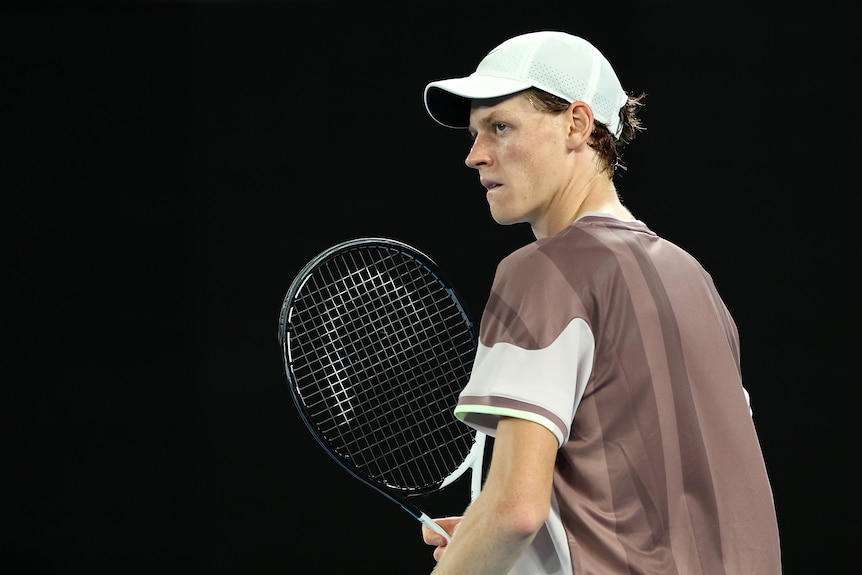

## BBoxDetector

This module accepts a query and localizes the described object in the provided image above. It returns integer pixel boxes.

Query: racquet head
[278,237,481,502]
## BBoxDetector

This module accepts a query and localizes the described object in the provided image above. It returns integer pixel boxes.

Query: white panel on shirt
[454,317,594,447]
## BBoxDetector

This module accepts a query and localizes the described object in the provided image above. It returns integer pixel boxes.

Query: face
[466,94,572,234]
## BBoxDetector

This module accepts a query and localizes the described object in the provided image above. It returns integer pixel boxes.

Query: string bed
[286,244,476,492]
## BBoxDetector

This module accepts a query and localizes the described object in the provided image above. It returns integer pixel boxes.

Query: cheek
[498,138,532,170]
[504,144,544,186]
[521,134,565,173]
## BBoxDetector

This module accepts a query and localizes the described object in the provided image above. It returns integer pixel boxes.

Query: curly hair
[524,88,646,177]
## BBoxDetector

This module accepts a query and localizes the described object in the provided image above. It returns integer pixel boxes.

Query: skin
[421,94,634,573]
[465,93,633,238]
[424,417,557,574]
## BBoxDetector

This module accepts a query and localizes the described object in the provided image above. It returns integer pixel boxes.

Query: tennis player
[420,31,781,574]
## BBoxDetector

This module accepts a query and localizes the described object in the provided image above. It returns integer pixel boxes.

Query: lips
[481,178,501,190]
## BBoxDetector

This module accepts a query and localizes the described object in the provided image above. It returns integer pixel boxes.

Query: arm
[428,416,558,574]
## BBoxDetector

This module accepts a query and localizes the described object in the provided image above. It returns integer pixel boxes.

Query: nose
[465,134,491,170]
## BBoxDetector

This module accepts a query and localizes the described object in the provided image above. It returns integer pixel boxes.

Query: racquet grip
[419,512,452,544]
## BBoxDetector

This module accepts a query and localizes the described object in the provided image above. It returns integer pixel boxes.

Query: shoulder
[498,216,653,278]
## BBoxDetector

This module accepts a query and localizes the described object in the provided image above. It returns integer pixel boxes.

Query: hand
[422,516,462,562]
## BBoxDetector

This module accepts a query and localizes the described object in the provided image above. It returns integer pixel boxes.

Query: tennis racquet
[277,237,485,543]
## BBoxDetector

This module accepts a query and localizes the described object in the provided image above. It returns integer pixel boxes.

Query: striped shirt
[455,214,781,574]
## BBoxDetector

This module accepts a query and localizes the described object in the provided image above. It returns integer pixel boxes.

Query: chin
[490,211,525,227]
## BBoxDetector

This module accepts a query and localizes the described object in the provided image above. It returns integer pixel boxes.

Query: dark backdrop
[5,3,857,574]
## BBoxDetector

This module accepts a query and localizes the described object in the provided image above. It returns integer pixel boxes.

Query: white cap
[424,31,628,138]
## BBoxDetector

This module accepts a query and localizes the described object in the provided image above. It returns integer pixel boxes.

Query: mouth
[481,179,502,191]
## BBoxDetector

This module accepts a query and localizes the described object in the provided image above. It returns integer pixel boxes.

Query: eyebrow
[468,111,504,136]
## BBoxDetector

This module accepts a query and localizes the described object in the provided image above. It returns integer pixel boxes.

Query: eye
[494,123,509,134]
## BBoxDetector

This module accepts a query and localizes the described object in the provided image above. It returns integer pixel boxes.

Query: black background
[5,2,858,573]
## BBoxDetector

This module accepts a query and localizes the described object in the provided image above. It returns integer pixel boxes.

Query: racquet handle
[419,512,452,544]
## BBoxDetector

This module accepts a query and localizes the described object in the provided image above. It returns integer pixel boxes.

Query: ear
[566,101,594,147]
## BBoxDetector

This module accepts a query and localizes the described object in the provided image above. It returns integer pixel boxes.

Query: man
[420,30,781,574]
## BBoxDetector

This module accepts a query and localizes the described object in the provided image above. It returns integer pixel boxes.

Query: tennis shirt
[454,214,781,574]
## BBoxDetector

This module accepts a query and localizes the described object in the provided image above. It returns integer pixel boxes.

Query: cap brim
[424,74,532,129]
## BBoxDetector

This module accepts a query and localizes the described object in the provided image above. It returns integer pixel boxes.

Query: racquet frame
[278,237,485,543]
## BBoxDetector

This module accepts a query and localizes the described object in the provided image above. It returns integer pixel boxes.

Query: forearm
[429,417,557,574]
[430,494,540,575]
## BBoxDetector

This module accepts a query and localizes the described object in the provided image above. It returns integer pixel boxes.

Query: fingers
[421,522,448,546]
[421,516,462,561]
[422,516,460,541]
[421,523,449,563]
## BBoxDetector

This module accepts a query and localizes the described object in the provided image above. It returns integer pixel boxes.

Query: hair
[524,88,646,177]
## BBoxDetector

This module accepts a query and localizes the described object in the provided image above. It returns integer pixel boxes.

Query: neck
[532,176,633,239]
[575,183,634,221]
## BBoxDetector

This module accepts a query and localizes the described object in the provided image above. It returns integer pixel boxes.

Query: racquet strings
[286,244,476,493]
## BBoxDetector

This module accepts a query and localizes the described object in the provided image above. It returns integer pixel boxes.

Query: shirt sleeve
[455,316,594,447]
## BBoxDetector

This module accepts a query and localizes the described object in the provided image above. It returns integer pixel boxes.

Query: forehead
[468,93,535,129]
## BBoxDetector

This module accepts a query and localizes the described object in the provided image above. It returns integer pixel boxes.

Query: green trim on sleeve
[454,404,557,435]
